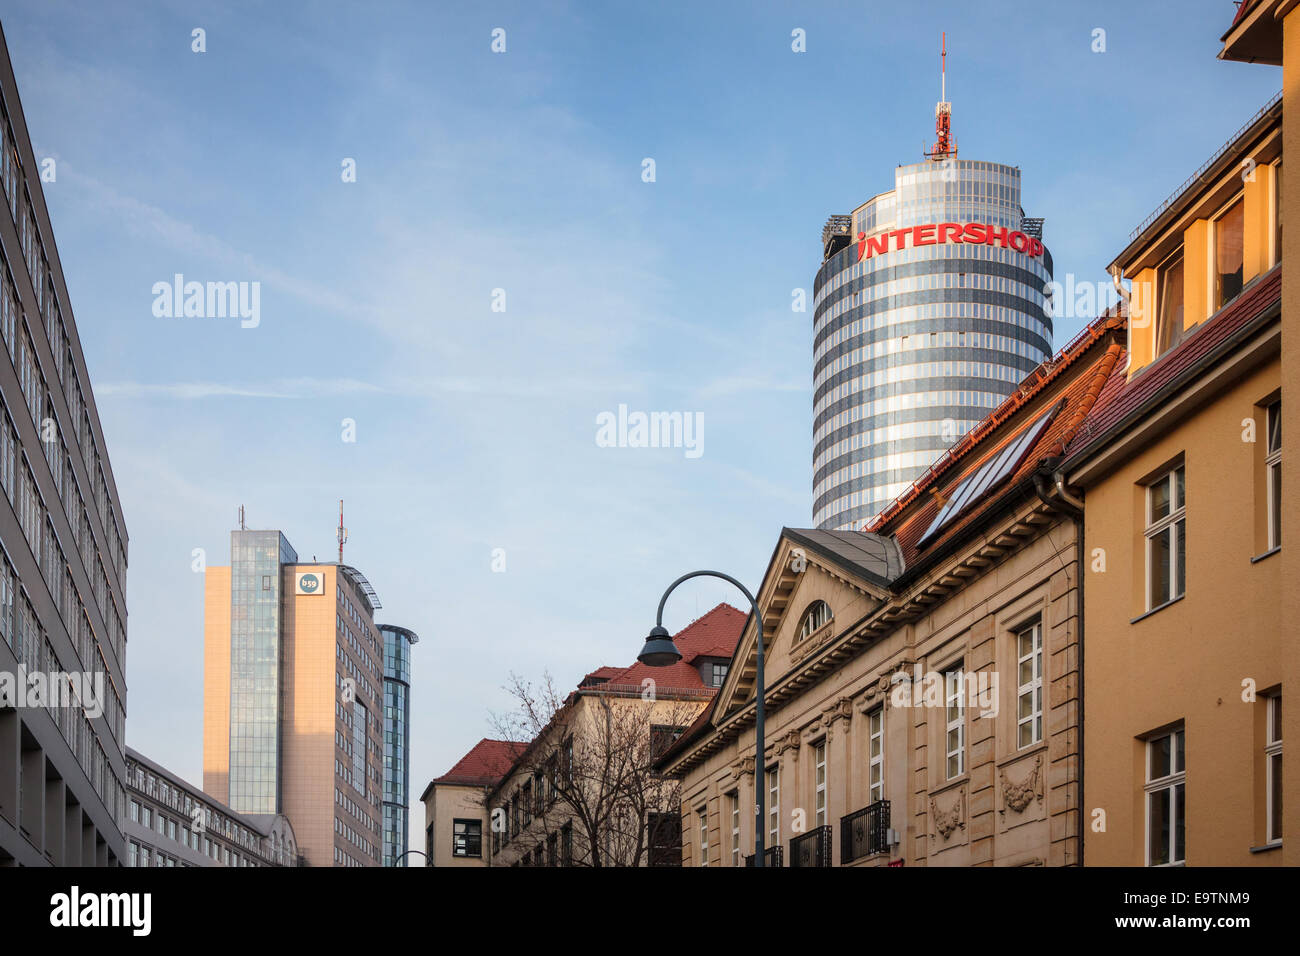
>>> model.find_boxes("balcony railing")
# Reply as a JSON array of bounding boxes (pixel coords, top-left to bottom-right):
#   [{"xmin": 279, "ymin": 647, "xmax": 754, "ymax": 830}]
[
  {"xmin": 744, "ymin": 845, "xmax": 784, "ymax": 867},
  {"xmin": 790, "ymin": 825, "xmax": 833, "ymax": 867},
  {"xmin": 841, "ymin": 800, "xmax": 890, "ymax": 864}
]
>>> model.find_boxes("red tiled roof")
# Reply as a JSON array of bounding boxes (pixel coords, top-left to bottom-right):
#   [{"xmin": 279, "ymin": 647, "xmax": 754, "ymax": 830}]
[
  {"xmin": 597, "ymin": 603, "xmax": 746, "ymax": 693},
  {"xmin": 1064, "ymin": 267, "xmax": 1280, "ymax": 463},
  {"xmin": 581, "ymin": 666, "xmax": 623, "ymax": 684},
  {"xmin": 433, "ymin": 738, "xmax": 525, "ymax": 787}
]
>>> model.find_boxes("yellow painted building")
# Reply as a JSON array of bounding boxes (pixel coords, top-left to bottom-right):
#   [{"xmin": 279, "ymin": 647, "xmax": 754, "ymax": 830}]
[
  {"xmin": 1062, "ymin": 14, "xmax": 1288, "ymax": 863},
  {"xmin": 1217, "ymin": 0, "xmax": 1299, "ymax": 872}
]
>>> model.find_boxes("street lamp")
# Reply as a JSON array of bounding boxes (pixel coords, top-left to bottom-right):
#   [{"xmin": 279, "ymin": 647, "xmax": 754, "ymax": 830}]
[
  {"xmin": 640, "ymin": 570, "xmax": 766, "ymax": 866},
  {"xmin": 393, "ymin": 849, "xmax": 429, "ymax": 867}
]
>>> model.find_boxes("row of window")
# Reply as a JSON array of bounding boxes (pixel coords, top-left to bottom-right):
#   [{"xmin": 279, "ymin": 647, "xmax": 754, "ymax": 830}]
[
  {"xmin": 816, "ymin": 384, "xmax": 1014, "ymax": 450},
  {"xmin": 493, "ymin": 739, "xmax": 573, "ymax": 853},
  {"xmin": 0, "ymin": 548, "xmax": 122, "ymax": 821},
  {"xmin": 819, "ymin": 269, "xmax": 1048, "ymax": 327},
  {"xmin": 1150, "ymin": 169, "xmax": 1277, "ymax": 362},
  {"xmin": 128, "ymin": 800, "xmax": 261, "ymax": 866},
  {"xmin": 0, "ymin": 105, "xmax": 127, "ymax": 596},
  {"xmin": 695, "ymin": 613, "xmax": 1045, "ymax": 864},
  {"xmin": 817, "ymin": 330, "xmax": 1047, "ymax": 395}
]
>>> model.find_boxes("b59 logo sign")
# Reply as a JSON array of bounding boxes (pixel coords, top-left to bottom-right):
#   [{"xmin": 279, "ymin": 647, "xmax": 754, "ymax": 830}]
[{"xmin": 296, "ymin": 572, "xmax": 323, "ymax": 595}]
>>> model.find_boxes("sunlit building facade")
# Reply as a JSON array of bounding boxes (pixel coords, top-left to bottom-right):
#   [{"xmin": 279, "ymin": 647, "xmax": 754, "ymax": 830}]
[
  {"xmin": 204, "ymin": 529, "xmax": 388, "ymax": 867},
  {"xmin": 814, "ymin": 159, "xmax": 1054, "ymax": 530}
]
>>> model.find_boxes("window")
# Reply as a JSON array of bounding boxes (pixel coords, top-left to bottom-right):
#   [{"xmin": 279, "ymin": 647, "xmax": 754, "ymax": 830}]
[
  {"xmin": 1155, "ymin": 251, "xmax": 1185, "ymax": 357},
  {"xmin": 729, "ymin": 792, "xmax": 741, "ymax": 867},
  {"xmin": 698, "ymin": 808, "xmax": 709, "ymax": 866},
  {"xmin": 814, "ymin": 742, "xmax": 827, "ymax": 827},
  {"xmin": 547, "ymin": 832, "xmax": 558, "ymax": 867},
  {"xmin": 1214, "ymin": 198, "xmax": 1244, "ymax": 310},
  {"xmin": 767, "ymin": 766, "xmax": 780, "ymax": 849},
  {"xmin": 1146, "ymin": 728, "xmax": 1185, "ymax": 866},
  {"xmin": 1016, "ymin": 621, "xmax": 1044, "ymax": 748},
  {"xmin": 545, "ymin": 754, "xmax": 558, "ymax": 805},
  {"xmin": 561, "ymin": 823, "xmax": 573, "ymax": 866},
  {"xmin": 452, "ymin": 819, "xmax": 482, "ymax": 857},
  {"xmin": 867, "ymin": 707, "xmax": 884, "ymax": 803},
  {"xmin": 945, "ymin": 667, "xmax": 965, "ymax": 779},
  {"xmin": 1146, "ymin": 466, "xmax": 1186, "ymax": 609},
  {"xmin": 798, "ymin": 600, "xmax": 832, "ymax": 641},
  {"xmin": 710, "ymin": 662, "xmax": 728, "ymax": 688},
  {"xmin": 649, "ymin": 724, "xmax": 686, "ymax": 761},
  {"xmin": 1266, "ymin": 695, "xmax": 1283, "ymax": 845},
  {"xmin": 1274, "ymin": 160, "xmax": 1283, "ymax": 267},
  {"xmin": 1266, "ymin": 402, "xmax": 1282, "ymax": 550}
]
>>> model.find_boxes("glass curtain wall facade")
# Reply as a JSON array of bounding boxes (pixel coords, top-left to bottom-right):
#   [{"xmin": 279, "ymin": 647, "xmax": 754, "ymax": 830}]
[
  {"xmin": 813, "ymin": 160, "xmax": 1053, "ymax": 531},
  {"xmin": 380, "ymin": 624, "xmax": 417, "ymax": 866},
  {"xmin": 228, "ymin": 530, "xmax": 296, "ymax": 814}
]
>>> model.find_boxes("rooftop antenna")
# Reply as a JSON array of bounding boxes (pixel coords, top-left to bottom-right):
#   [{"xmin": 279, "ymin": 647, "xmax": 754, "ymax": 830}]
[
  {"xmin": 924, "ymin": 32, "xmax": 956, "ymax": 162},
  {"xmin": 238, "ymin": 504, "xmax": 246, "ymax": 530},
  {"xmin": 337, "ymin": 499, "xmax": 348, "ymax": 564}
]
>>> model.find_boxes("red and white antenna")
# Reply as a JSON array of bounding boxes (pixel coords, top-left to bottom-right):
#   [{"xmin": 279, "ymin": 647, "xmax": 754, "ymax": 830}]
[
  {"xmin": 337, "ymin": 499, "xmax": 348, "ymax": 563},
  {"xmin": 925, "ymin": 33, "xmax": 956, "ymax": 161}
]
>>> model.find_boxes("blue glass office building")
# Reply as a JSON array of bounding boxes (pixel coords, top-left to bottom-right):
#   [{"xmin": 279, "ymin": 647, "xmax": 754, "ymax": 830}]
[
  {"xmin": 813, "ymin": 159, "xmax": 1054, "ymax": 531},
  {"xmin": 380, "ymin": 624, "xmax": 418, "ymax": 866}
]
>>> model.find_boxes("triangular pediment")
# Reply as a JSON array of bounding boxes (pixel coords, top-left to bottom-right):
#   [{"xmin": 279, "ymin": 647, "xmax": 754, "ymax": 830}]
[{"xmin": 713, "ymin": 528, "xmax": 901, "ymax": 722}]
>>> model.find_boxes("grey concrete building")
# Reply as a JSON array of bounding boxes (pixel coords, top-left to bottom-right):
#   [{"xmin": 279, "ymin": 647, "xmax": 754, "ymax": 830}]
[
  {"xmin": 123, "ymin": 748, "xmax": 297, "ymax": 868},
  {"xmin": 0, "ymin": 24, "xmax": 129, "ymax": 867}
]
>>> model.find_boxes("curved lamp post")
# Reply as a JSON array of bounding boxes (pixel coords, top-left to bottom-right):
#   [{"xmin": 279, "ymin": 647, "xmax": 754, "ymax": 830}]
[
  {"xmin": 394, "ymin": 849, "xmax": 429, "ymax": 867},
  {"xmin": 639, "ymin": 570, "xmax": 766, "ymax": 866}
]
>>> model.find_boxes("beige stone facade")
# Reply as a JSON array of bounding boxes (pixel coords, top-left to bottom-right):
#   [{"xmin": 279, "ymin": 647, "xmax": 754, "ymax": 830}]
[{"xmin": 660, "ymin": 324, "xmax": 1126, "ymax": 866}]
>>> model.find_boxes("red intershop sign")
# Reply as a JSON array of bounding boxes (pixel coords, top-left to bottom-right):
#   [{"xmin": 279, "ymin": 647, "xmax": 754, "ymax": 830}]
[{"xmin": 857, "ymin": 222, "xmax": 1044, "ymax": 261}]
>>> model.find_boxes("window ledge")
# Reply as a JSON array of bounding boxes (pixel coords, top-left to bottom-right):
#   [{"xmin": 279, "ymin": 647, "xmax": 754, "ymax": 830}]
[
  {"xmin": 1250, "ymin": 546, "xmax": 1281, "ymax": 564},
  {"xmin": 1130, "ymin": 594, "xmax": 1185, "ymax": 625},
  {"xmin": 1248, "ymin": 841, "xmax": 1282, "ymax": 854}
]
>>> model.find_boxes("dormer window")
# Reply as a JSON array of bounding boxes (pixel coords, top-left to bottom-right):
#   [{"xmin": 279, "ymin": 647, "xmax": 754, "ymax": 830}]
[
  {"xmin": 1155, "ymin": 250, "xmax": 1185, "ymax": 357},
  {"xmin": 1213, "ymin": 197, "xmax": 1244, "ymax": 310},
  {"xmin": 798, "ymin": 601, "xmax": 832, "ymax": 641}
]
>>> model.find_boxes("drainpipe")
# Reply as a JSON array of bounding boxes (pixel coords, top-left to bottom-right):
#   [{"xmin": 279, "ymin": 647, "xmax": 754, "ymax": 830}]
[{"xmin": 1031, "ymin": 464, "xmax": 1085, "ymax": 866}]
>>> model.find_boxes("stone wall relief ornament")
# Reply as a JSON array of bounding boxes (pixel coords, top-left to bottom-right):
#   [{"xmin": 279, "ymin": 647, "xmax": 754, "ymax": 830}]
[
  {"xmin": 821, "ymin": 696, "xmax": 853, "ymax": 736},
  {"xmin": 930, "ymin": 791, "xmax": 966, "ymax": 841},
  {"xmin": 782, "ymin": 730, "xmax": 802, "ymax": 758},
  {"xmin": 999, "ymin": 755, "xmax": 1043, "ymax": 816}
]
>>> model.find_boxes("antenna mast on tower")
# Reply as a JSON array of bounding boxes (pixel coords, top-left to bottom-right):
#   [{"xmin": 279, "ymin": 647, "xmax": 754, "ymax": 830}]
[
  {"xmin": 925, "ymin": 32, "xmax": 956, "ymax": 161},
  {"xmin": 337, "ymin": 500, "xmax": 348, "ymax": 564}
]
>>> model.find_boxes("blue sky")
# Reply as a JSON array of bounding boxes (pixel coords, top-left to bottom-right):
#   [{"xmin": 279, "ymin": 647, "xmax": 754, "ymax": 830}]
[{"xmin": 0, "ymin": 0, "xmax": 1279, "ymax": 853}]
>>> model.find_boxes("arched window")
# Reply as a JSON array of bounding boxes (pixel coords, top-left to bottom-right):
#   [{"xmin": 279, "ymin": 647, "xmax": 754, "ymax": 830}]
[{"xmin": 797, "ymin": 601, "xmax": 833, "ymax": 641}]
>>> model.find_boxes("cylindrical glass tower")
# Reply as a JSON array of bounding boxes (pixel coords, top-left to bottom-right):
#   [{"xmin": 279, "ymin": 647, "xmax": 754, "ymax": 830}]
[
  {"xmin": 379, "ymin": 624, "xmax": 418, "ymax": 866},
  {"xmin": 813, "ymin": 159, "xmax": 1053, "ymax": 531}
]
